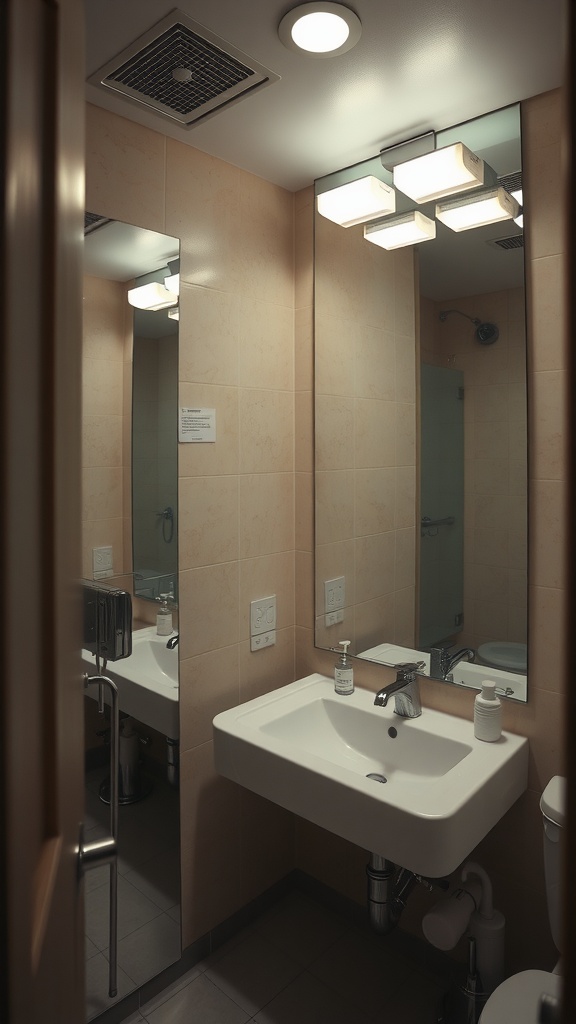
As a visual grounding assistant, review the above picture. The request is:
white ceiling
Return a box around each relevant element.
[85,0,566,192]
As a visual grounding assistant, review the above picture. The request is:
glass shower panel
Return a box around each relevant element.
[419,363,464,648]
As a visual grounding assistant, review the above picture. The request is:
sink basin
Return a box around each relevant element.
[213,674,528,877]
[83,626,179,738]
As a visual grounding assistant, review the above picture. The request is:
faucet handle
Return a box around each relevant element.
[394,661,426,681]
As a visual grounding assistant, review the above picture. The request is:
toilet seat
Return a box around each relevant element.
[479,969,561,1023]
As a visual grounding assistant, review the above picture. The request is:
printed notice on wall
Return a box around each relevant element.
[178,407,216,443]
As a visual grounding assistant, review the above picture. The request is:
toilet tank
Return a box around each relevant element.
[540,775,565,951]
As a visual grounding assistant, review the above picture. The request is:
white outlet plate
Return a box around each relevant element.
[251,630,276,651]
[93,545,113,579]
[325,609,344,627]
[251,596,276,636]
[324,576,345,612]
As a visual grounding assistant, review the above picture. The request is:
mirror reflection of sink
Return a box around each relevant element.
[83,625,179,737]
[213,674,528,878]
[359,643,527,702]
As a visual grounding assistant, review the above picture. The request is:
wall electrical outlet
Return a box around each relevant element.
[324,576,345,612]
[325,609,344,627]
[250,630,276,652]
[250,596,277,637]
[93,545,113,580]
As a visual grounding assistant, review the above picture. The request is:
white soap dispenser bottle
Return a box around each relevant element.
[474,680,502,741]
[156,593,173,636]
[334,640,354,695]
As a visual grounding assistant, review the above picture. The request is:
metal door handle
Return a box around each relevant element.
[81,673,119,998]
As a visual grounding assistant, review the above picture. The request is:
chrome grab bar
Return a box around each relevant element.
[81,673,119,998]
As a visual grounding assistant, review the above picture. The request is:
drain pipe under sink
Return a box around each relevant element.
[366,853,448,934]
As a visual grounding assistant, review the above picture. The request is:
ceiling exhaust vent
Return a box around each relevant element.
[88,10,280,128]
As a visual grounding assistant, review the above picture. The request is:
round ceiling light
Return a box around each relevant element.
[278,3,362,57]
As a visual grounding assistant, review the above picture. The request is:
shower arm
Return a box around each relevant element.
[439,309,481,326]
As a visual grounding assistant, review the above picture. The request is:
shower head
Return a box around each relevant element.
[474,321,499,345]
[439,308,499,345]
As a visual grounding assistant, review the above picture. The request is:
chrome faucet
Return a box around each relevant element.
[166,634,179,650]
[430,646,475,680]
[374,662,426,719]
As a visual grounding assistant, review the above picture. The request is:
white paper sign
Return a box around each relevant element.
[179,407,216,443]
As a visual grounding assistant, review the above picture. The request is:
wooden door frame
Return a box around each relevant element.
[1,0,85,1021]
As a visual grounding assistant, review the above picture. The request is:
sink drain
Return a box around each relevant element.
[366,772,387,784]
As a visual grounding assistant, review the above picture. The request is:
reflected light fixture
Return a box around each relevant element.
[164,273,180,294]
[278,2,362,57]
[127,281,179,310]
[435,187,519,232]
[510,187,523,228]
[317,175,396,227]
[393,143,486,204]
[364,211,436,250]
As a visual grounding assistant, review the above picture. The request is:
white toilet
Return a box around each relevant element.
[479,776,564,1023]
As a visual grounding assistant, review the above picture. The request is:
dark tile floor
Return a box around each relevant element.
[115,889,459,1024]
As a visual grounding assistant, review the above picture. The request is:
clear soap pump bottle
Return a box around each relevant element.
[334,640,354,695]
[156,593,173,636]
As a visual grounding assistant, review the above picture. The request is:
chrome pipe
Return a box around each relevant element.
[366,854,399,934]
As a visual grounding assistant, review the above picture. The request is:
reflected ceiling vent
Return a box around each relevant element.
[84,211,112,235]
[497,170,522,194]
[486,234,524,250]
[88,10,280,128]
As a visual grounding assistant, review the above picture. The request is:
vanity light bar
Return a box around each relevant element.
[435,187,519,232]
[364,210,436,250]
[393,143,485,204]
[127,281,179,310]
[316,175,396,227]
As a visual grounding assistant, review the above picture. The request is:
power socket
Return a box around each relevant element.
[324,576,345,612]
[250,630,276,652]
[93,545,113,580]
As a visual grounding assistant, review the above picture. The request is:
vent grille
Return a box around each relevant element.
[487,234,524,251]
[497,170,522,194]
[88,11,280,128]
[84,212,111,235]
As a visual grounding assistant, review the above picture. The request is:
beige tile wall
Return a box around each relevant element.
[85,84,566,976]
[82,274,132,579]
[314,213,417,654]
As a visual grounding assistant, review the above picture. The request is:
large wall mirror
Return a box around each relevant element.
[314,104,528,702]
[82,218,181,1018]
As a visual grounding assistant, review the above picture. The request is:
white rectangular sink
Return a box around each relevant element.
[83,626,179,738]
[213,674,528,877]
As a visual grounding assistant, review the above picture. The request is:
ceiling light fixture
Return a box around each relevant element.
[435,187,520,232]
[364,211,436,250]
[127,281,179,311]
[317,175,396,227]
[278,3,362,57]
[393,143,487,204]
